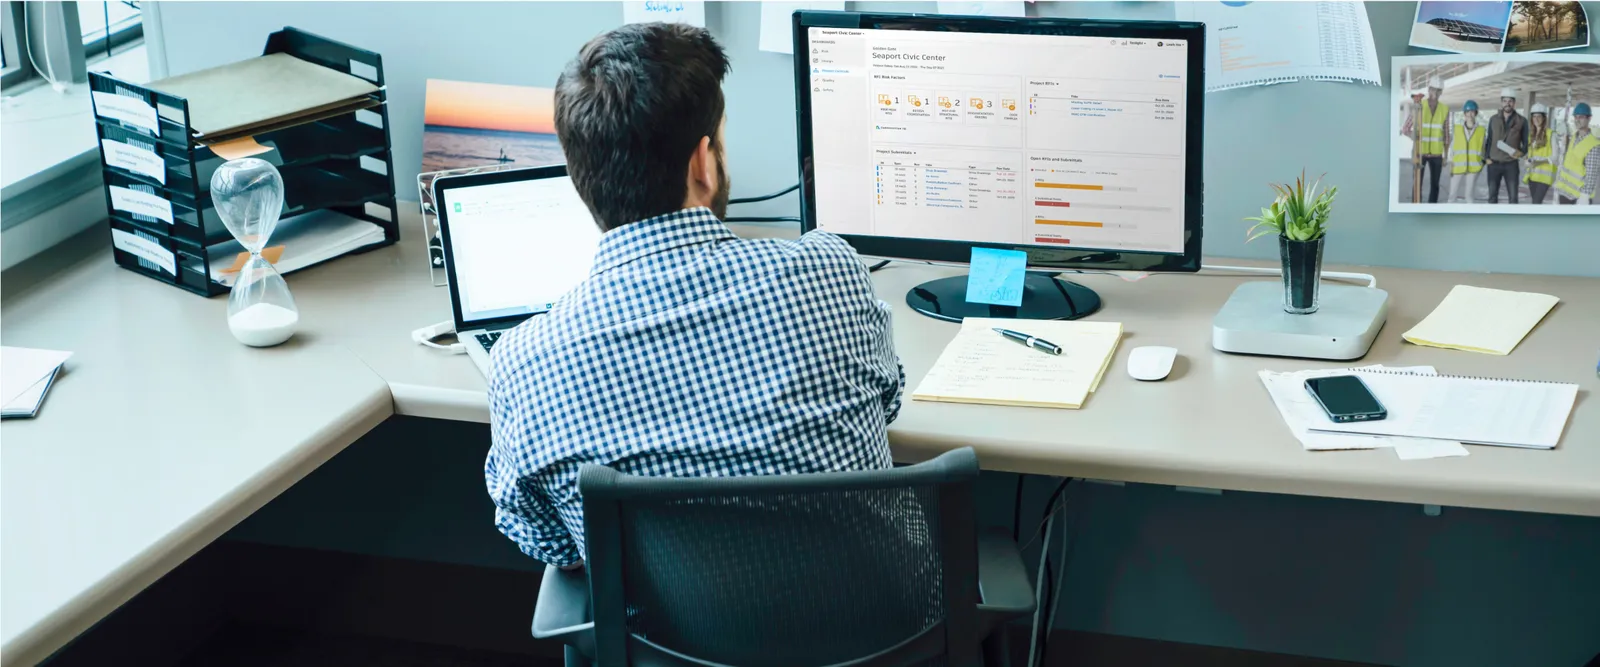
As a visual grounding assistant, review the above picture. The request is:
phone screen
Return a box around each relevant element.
[1305,375,1384,417]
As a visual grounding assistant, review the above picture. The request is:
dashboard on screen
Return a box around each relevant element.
[795,15,1204,271]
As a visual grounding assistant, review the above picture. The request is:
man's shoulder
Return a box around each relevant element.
[721,229,863,272]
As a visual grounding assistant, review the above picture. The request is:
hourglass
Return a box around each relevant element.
[211,158,299,347]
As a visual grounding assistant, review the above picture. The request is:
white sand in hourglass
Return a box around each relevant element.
[212,158,300,347]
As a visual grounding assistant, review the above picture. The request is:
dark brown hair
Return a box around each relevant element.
[554,23,730,230]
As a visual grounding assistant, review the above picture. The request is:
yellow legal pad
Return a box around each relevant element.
[1402,285,1559,356]
[912,318,1124,409]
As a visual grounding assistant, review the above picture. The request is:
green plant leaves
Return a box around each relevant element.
[1243,170,1337,242]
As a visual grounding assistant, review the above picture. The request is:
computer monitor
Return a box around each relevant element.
[793,11,1204,321]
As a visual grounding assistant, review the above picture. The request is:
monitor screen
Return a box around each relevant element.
[439,173,601,328]
[795,14,1203,272]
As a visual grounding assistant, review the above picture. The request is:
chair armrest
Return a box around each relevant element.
[532,564,595,643]
[975,528,1035,618]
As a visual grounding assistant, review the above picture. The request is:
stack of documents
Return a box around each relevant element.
[2,347,72,419]
[207,209,386,283]
[1259,365,1464,457]
[1403,285,1559,355]
[151,53,380,143]
[1261,365,1580,459]
[913,318,1123,410]
[1313,370,1578,450]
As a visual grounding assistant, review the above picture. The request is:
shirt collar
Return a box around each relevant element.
[589,207,736,275]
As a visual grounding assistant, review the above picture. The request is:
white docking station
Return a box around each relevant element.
[1211,281,1389,360]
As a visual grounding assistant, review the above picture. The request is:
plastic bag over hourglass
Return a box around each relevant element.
[211,158,299,347]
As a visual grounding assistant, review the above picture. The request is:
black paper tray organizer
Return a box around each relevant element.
[90,27,398,297]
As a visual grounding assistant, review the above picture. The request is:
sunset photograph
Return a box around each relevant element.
[421,79,565,173]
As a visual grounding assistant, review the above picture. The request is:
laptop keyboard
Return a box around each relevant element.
[474,331,503,352]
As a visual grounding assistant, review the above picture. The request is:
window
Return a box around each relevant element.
[1,1,142,90]
[1,3,29,88]
[77,1,140,59]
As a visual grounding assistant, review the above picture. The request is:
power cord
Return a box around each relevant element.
[723,216,801,223]
[23,3,69,93]
[411,320,465,355]
[1025,478,1078,667]
[728,183,799,205]
[1200,263,1378,289]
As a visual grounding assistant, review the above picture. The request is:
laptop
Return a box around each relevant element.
[433,164,602,377]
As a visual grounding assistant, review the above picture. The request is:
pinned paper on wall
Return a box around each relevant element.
[965,247,1028,307]
[760,1,845,54]
[623,1,706,27]
[937,2,1026,18]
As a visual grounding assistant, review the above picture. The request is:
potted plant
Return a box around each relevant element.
[1245,171,1338,314]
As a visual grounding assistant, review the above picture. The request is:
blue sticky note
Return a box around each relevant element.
[965,248,1027,307]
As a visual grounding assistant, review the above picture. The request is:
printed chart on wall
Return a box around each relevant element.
[1174,1,1380,92]
[1389,53,1600,214]
[1409,1,1589,54]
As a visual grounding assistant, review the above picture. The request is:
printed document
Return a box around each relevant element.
[1174,1,1380,91]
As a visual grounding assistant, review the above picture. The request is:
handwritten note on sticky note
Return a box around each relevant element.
[965,247,1027,306]
[623,1,706,26]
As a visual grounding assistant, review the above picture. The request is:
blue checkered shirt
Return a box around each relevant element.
[485,207,904,566]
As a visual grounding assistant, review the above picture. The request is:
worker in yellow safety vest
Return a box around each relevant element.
[1447,100,1485,204]
[1414,77,1449,203]
[1522,103,1555,204]
[1556,102,1597,205]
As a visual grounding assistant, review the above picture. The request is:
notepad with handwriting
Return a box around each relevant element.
[912,318,1123,409]
[1308,369,1578,449]
[1403,285,1558,355]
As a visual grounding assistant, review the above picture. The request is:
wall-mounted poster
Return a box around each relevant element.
[1390,53,1600,214]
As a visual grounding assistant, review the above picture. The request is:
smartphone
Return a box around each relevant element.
[1304,375,1387,423]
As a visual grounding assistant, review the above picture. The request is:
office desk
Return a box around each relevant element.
[0,236,392,667]
[2,215,1597,665]
[293,220,1600,516]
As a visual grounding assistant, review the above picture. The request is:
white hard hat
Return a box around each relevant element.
[1500,87,1518,99]
[1428,76,1443,89]
[1531,103,1548,115]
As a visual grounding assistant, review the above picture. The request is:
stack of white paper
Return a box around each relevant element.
[2,347,73,419]
[207,209,385,283]
[1258,365,1469,460]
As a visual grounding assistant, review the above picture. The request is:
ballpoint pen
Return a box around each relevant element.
[992,327,1063,355]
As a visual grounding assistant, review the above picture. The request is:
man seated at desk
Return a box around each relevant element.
[484,23,905,569]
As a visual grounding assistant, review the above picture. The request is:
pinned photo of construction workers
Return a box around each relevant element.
[1391,54,1600,214]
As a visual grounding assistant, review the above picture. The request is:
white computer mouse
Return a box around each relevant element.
[1127,346,1178,381]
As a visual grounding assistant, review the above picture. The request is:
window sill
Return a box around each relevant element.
[1,44,148,269]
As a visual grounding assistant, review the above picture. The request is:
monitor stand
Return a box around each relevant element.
[905,272,1101,322]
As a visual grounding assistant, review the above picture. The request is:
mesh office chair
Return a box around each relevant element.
[530,447,1035,667]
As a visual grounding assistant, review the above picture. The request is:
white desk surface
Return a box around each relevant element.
[0,237,392,666]
[3,214,1597,664]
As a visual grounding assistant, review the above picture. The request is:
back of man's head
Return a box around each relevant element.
[554,23,731,231]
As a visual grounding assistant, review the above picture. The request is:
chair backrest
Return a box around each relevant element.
[579,447,982,667]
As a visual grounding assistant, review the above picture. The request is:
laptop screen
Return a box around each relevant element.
[443,174,602,327]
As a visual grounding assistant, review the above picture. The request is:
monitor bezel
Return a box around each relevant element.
[792,11,1205,273]
[434,163,575,333]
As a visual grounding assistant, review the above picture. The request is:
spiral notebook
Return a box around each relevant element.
[1308,369,1579,449]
